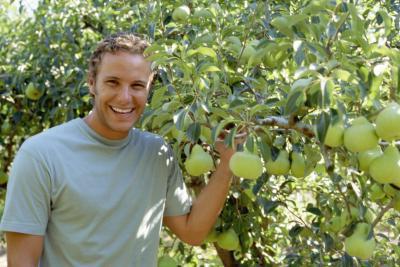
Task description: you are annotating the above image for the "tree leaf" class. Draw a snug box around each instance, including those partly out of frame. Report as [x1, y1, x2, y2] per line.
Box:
[257, 198, 283, 214]
[289, 224, 303, 238]
[285, 88, 306, 115]
[173, 108, 188, 130]
[188, 46, 217, 60]
[316, 111, 331, 143]
[186, 122, 201, 143]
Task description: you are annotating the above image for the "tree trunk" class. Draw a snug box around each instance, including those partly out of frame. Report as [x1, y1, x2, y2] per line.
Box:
[214, 244, 239, 267]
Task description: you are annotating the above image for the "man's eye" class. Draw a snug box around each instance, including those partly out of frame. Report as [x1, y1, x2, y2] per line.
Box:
[106, 80, 117, 86]
[131, 84, 145, 90]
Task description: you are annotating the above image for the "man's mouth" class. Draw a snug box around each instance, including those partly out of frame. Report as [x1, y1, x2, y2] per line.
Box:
[110, 106, 135, 114]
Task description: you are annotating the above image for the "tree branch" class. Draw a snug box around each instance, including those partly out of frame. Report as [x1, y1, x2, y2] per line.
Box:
[255, 116, 315, 138]
[371, 197, 396, 229]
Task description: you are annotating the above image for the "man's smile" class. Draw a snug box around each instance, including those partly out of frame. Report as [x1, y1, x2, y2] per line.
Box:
[110, 106, 135, 114]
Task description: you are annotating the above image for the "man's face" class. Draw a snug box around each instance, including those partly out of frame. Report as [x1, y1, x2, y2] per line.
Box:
[88, 51, 153, 139]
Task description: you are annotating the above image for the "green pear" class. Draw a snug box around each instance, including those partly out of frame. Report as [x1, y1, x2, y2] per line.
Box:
[158, 255, 178, 267]
[357, 147, 382, 173]
[172, 5, 190, 21]
[375, 102, 400, 141]
[370, 183, 385, 201]
[327, 213, 347, 232]
[185, 144, 214, 176]
[217, 228, 240, 251]
[204, 227, 219, 243]
[324, 121, 344, 147]
[229, 151, 263, 179]
[291, 151, 306, 178]
[25, 82, 43, 100]
[344, 117, 379, 152]
[265, 150, 290, 175]
[369, 145, 400, 184]
[193, 8, 212, 20]
[344, 223, 376, 260]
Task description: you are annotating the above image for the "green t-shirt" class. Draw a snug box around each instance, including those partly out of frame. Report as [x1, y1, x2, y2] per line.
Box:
[0, 118, 192, 266]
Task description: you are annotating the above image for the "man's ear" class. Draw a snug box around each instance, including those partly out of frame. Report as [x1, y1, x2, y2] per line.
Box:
[88, 76, 96, 96]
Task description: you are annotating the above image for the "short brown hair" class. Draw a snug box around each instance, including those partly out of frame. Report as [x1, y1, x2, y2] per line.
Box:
[88, 32, 149, 80]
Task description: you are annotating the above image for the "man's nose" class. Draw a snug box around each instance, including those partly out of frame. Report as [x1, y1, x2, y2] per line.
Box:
[118, 85, 131, 101]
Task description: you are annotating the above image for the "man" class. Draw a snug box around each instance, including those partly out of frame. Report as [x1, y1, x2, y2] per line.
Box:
[1, 32, 237, 266]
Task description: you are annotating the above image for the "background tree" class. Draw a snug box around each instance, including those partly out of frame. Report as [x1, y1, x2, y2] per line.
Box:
[1, 0, 400, 266]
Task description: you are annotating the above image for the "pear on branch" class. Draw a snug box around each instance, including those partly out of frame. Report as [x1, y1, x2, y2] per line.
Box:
[172, 5, 190, 21]
[184, 144, 214, 176]
[290, 151, 306, 178]
[375, 102, 400, 141]
[229, 151, 263, 180]
[357, 147, 382, 173]
[344, 223, 376, 260]
[369, 145, 400, 184]
[324, 120, 344, 148]
[344, 117, 379, 152]
[25, 82, 43, 101]
[217, 228, 240, 251]
[266, 150, 290, 175]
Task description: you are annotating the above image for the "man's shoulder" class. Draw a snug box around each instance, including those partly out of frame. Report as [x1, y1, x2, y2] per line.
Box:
[133, 128, 165, 144]
[132, 129, 171, 153]
[20, 119, 79, 153]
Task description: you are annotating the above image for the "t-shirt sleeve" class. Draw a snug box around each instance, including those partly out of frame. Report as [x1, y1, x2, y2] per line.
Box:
[163, 145, 192, 217]
[0, 147, 51, 235]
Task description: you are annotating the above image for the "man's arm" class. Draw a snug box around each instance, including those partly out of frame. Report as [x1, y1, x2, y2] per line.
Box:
[5, 232, 43, 267]
[163, 142, 236, 246]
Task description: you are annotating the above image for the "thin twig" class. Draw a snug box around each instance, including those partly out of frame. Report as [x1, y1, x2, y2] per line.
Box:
[371, 197, 396, 229]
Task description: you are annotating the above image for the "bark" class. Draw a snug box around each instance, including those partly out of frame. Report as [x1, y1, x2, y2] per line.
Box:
[214, 244, 239, 267]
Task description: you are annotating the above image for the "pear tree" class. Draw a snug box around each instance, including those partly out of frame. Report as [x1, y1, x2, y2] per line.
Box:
[2, 0, 400, 266]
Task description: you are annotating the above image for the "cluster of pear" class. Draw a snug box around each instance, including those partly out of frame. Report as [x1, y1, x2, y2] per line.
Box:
[229, 149, 307, 180]
[323, 103, 400, 260]
[172, 5, 212, 23]
[326, 206, 376, 259]
[184, 143, 308, 180]
[325, 103, 400, 187]
[327, 206, 374, 233]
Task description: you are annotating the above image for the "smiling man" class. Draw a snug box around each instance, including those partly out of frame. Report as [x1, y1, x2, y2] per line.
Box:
[1, 33, 237, 266]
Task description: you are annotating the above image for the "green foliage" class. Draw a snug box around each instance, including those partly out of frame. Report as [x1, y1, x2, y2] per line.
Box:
[2, 0, 400, 265]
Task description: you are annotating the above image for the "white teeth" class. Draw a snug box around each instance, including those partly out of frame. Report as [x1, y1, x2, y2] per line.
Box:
[111, 106, 134, 114]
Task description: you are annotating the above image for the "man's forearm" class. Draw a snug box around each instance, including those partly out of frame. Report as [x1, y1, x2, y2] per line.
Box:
[185, 161, 233, 244]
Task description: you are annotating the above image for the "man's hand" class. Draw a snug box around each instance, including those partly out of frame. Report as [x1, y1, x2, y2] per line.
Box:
[214, 131, 247, 165]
